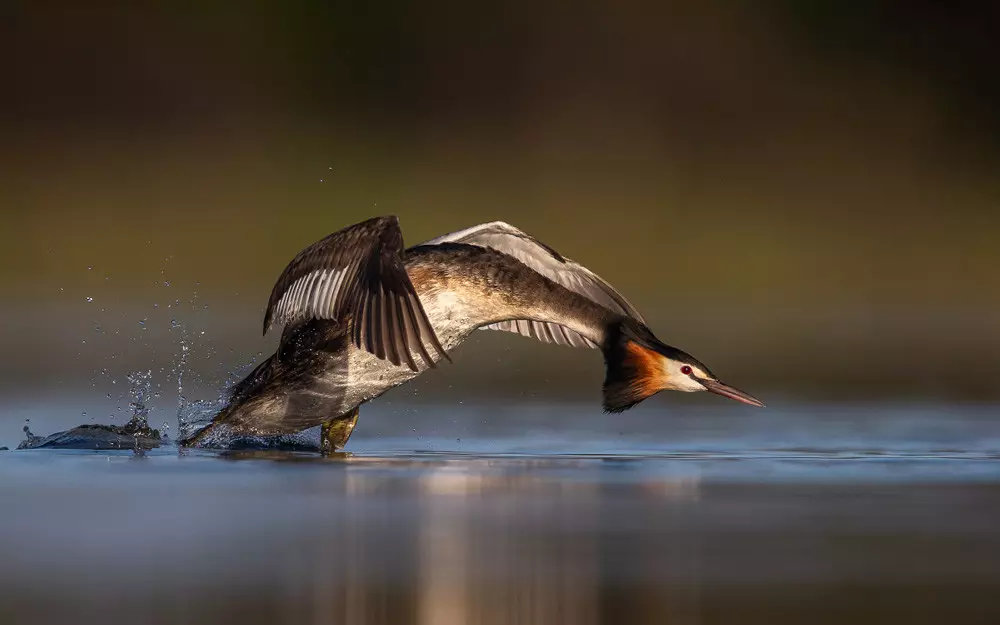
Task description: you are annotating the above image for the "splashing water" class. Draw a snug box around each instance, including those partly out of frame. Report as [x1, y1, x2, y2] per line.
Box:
[175, 351, 266, 444]
[17, 282, 292, 449]
[20, 419, 42, 447]
[176, 399, 222, 441]
[172, 346, 324, 451]
[169, 318, 193, 414]
[125, 369, 153, 426]
[179, 420, 320, 452]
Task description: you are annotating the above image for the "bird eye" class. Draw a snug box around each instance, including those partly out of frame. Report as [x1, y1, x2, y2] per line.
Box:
[680, 365, 693, 375]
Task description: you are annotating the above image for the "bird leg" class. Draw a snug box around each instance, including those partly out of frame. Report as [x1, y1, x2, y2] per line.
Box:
[320, 407, 359, 453]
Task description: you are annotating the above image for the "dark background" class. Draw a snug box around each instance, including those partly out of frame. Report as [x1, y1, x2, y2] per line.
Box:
[3, 1, 999, 432]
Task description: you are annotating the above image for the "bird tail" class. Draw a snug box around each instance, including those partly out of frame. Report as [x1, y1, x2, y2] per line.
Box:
[601, 320, 667, 413]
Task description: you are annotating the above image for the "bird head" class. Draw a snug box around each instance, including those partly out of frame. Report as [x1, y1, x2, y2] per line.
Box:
[655, 349, 764, 406]
[603, 321, 764, 412]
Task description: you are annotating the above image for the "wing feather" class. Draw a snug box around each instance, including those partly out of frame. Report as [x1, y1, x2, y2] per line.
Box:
[383, 285, 400, 366]
[423, 221, 641, 350]
[423, 221, 645, 323]
[263, 216, 448, 371]
[395, 294, 419, 371]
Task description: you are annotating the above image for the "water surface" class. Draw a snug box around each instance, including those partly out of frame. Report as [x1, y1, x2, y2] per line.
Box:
[1, 402, 998, 624]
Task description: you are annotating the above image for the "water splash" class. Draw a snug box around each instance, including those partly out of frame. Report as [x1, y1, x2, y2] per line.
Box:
[169, 318, 193, 413]
[176, 399, 223, 441]
[19, 419, 43, 448]
[16, 374, 164, 451]
[126, 369, 153, 426]
[179, 420, 320, 452]
[28, 279, 294, 450]
[175, 351, 265, 444]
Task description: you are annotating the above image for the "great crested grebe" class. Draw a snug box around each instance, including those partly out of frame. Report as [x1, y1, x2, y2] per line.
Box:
[185, 216, 763, 450]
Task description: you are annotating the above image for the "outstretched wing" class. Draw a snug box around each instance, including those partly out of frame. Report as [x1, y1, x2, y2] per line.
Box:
[480, 318, 600, 348]
[264, 215, 448, 371]
[423, 221, 645, 349]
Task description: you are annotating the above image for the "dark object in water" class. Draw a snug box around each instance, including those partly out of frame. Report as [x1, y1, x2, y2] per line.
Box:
[16, 417, 163, 451]
[0, 446, 7, 451]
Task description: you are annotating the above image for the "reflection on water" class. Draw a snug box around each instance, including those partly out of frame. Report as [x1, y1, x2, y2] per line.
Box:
[1, 444, 1000, 625]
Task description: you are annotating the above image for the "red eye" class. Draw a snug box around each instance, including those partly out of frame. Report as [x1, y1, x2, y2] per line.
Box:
[680, 365, 693, 375]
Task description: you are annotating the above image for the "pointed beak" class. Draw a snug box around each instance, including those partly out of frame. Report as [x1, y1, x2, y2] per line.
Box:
[697, 378, 765, 407]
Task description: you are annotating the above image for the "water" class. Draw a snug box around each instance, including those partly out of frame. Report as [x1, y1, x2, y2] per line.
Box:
[1, 401, 999, 624]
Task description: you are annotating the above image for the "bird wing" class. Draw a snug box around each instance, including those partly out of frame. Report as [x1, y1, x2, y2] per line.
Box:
[479, 319, 600, 349]
[263, 215, 448, 371]
[423, 221, 645, 349]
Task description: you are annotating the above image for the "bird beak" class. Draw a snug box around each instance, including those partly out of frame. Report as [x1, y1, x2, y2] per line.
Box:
[697, 378, 765, 407]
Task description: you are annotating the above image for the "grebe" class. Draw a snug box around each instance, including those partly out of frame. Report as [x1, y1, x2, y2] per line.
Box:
[185, 216, 763, 450]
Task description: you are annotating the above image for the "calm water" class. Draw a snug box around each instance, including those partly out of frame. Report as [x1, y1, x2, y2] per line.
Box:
[2, 402, 999, 624]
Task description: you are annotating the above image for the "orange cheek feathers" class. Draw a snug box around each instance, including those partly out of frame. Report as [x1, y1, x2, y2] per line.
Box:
[623, 340, 666, 397]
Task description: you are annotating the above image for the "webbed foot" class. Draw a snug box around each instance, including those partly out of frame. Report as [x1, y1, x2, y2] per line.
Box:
[320, 408, 359, 453]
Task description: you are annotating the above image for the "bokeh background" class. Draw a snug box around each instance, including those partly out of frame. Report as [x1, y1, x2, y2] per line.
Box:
[3, 1, 999, 437]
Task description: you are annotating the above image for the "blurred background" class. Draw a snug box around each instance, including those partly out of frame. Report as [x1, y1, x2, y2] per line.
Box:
[2, 0, 1000, 435]
[4, 5, 1000, 625]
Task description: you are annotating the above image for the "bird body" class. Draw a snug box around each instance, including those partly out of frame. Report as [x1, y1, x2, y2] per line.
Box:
[185, 216, 762, 449]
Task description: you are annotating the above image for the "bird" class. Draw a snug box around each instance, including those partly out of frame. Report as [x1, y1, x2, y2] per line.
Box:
[183, 216, 763, 450]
